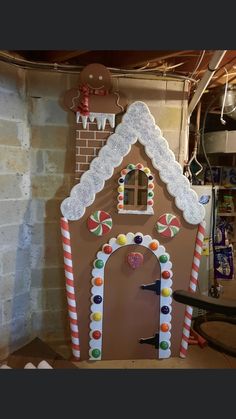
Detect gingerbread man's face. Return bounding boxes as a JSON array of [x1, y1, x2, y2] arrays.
[[79, 63, 112, 91]]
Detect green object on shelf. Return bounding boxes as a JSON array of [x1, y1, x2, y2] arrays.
[[222, 193, 234, 213]]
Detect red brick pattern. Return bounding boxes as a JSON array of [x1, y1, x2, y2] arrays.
[[75, 122, 114, 181]]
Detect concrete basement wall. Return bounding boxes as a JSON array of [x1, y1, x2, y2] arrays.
[[0, 62, 189, 359], [0, 62, 77, 358], [0, 62, 32, 358]]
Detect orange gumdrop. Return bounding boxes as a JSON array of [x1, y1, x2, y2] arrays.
[[149, 241, 158, 250], [94, 277, 103, 286], [161, 323, 169, 332]]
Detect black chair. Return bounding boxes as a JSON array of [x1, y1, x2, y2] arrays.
[[173, 290, 236, 357]]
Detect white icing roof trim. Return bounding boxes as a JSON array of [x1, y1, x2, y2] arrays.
[[61, 101, 205, 224]]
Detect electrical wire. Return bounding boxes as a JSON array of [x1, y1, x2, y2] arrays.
[[220, 68, 229, 125], [135, 62, 151, 70], [113, 91, 124, 112], [218, 70, 236, 116], [186, 102, 203, 181], [190, 50, 206, 79], [70, 90, 80, 110], [0, 51, 198, 83], [201, 95, 218, 187], [224, 103, 236, 115]]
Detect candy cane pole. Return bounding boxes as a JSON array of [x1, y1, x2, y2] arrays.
[[60, 217, 80, 360], [180, 221, 206, 358]]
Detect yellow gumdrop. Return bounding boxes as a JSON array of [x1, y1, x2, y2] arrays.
[[118, 186, 124, 193], [162, 288, 171, 297], [93, 312, 102, 321], [117, 234, 127, 245], [144, 167, 150, 175]]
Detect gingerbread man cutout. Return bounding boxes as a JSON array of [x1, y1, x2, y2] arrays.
[[64, 63, 126, 129]]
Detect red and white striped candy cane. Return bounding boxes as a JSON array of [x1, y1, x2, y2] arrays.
[[60, 217, 80, 360], [179, 221, 206, 358]]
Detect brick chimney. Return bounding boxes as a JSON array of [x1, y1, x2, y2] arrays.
[[75, 121, 115, 181]]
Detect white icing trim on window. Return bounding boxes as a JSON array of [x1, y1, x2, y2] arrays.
[[61, 101, 205, 224], [117, 163, 154, 214], [118, 209, 154, 215]]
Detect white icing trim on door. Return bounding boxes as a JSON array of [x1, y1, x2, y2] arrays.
[[89, 232, 173, 360]]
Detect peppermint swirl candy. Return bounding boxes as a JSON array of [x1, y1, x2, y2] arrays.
[[87, 211, 112, 236], [157, 213, 181, 238]]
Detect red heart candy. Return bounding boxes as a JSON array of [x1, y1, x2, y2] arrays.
[[127, 252, 144, 269]]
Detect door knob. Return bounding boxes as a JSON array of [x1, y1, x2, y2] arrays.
[[139, 333, 159, 348], [140, 280, 160, 295]]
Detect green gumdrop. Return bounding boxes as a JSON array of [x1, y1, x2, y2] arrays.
[[92, 348, 101, 358], [127, 164, 135, 170], [95, 259, 104, 269], [160, 341, 169, 350], [159, 254, 168, 264]]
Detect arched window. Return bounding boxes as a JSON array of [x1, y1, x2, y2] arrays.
[[117, 163, 154, 214]]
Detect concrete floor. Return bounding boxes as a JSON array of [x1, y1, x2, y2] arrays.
[[2, 279, 235, 369], [49, 341, 236, 369], [2, 338, 236, 369], [1, 276, 235, 369], [50, 278, 236, 369]]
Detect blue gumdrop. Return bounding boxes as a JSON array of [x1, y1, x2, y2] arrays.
[[161, 306, 170, 315], [94, 295, 103, 304], [199, 195, 211, 205]]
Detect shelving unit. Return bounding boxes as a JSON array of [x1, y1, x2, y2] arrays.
[[216, 186, 236, 280], [218, 212, 236, 217], [196, 149, 236, 283], [199, 128, 236, 286], [217, 188, 236, 238], [218, 186, 236, 190]]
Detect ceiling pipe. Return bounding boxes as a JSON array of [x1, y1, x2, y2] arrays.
[[188, 50, 227, 117], [0, 51, 197, 82]]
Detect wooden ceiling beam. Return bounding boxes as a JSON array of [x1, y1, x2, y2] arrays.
[[6, 50, 236, 91], [107, 50, 196, 69], [8, 50, 91, 63], [42, 50, 90, 63], [211, 65, 236, 86], [226, 73, 236, 85], [169, 51, 213, 76]]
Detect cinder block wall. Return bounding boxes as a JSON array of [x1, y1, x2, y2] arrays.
[[27, 70, 79, 346], [0, 62, 31, 358], [0, 62, 189, 358], [117, 77, 189, 166]]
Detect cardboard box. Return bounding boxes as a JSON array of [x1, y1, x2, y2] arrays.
[[1, 338, 77, 369]]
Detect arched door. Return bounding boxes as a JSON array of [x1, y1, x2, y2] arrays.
[[102, 244, 160, 360], [89, 233, 173, 361]]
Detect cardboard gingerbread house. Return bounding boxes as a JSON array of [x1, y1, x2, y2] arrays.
[[60, 66, 205, 362]]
